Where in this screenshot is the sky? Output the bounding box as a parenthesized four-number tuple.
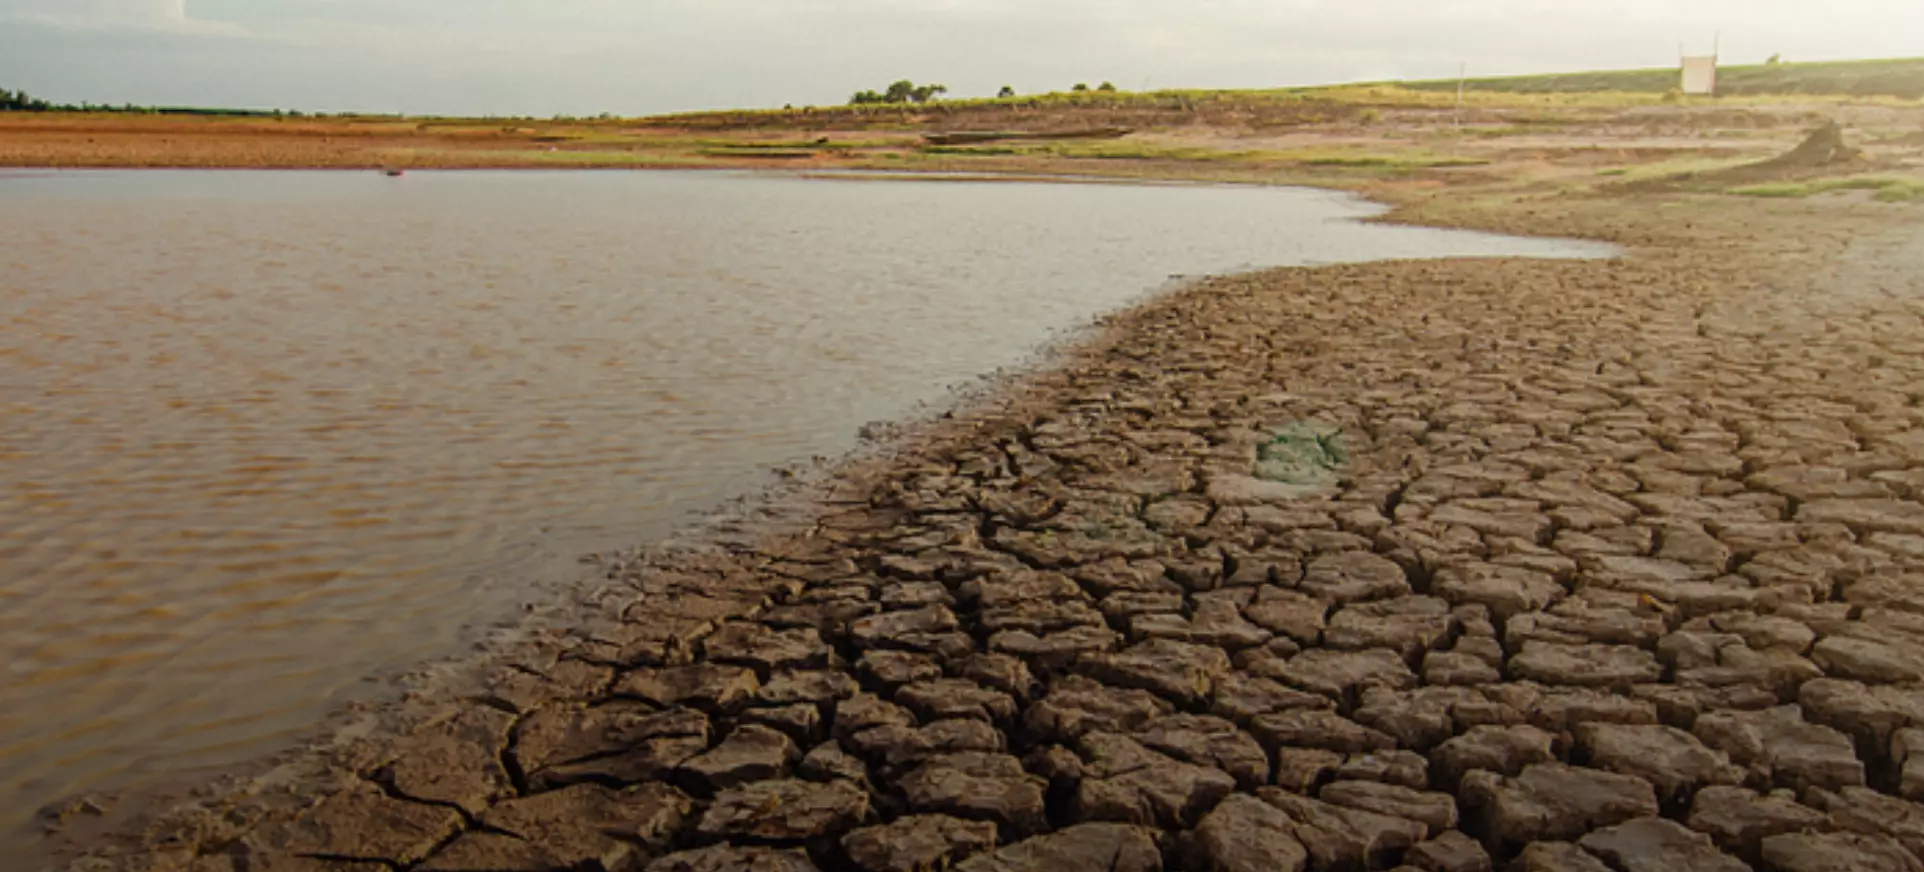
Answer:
(1, 0, 1920, 116)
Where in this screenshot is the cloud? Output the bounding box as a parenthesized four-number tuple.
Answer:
(2, 0, 1920, 115)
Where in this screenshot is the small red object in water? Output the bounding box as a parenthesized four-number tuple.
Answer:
(383, 169, 405, 177)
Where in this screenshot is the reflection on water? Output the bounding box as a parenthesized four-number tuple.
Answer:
(0, 169, 1609, 838)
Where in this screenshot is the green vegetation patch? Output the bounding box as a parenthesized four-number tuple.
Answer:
(1255, 423, 1349, 486)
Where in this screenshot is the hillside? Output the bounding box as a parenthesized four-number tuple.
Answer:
(1398, 57, 1924, 100)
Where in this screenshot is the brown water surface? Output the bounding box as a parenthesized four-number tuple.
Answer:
(0, 169, 1608, 835)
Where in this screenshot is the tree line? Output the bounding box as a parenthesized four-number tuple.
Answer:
(849, 80, 1119, 105)
(1, 89, 54, 111)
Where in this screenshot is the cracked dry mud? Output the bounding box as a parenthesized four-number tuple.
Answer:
(57, 195, 1924, 872)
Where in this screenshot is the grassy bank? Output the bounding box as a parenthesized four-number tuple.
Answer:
(3, 64, 1922, 212)
(1398, 56, 1924, 100)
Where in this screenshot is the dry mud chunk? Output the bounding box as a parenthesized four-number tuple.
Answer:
(1025, 676, 1174, 744)
(1137, 713, 1271, 789)
(1273, 647, 1418, 700)
(677, 724, 798, 796)
(1079, 638, 1231, 706)
(1274, 747, 1345, 793)
(800, 743, 869, 783)
(1424, 651, 1502, 686)
(1245, 587, 1332, 644)
(614, 663, 760, 710)
(1428, 501, 1552, 542)
(1759, 832, 1924, 872)
(702, 622, 831, 672)
(1251, 709, 1396, 754)
(646, 845, 821, 872)
(1511, 685, 1661, 733)
(1800, 679, 1924, 754)
(1406, 830, 1491, 872)
(1896, 729, 1924, 801)
(834, 692, 914, 741)
(1336, 749, 1430, 790)
(1190, 793, 1309, 872)
(696, 778, 869, 842)
(859, 650, 943, 688)
(1508, 603, 1664, 649)
(1577, 817, 1748, 872)
(1073, 733, 1237, 830)
(1258, 788, 1428, 872)
(1816, 786, 1924, 859)
(1575, 722, 1742, 804)
(988, 626, 1122, 669)
(896, 679, 1018, 724)
(1460, 763, 1659, 847)
(1796, 499, 1924, 537)
(955, 823, 1162, 872)
(1694, 706, 1866, 794)
(268, 784, 463, 866)
(959, 654, 1038, 702)
(841, 815, 1000, 872)
(1325, 597, 1459, 660)
(251, 857, 403, 872)
(376, 705, 515, 815)
(1211, 672, 1333, 724)
(1429, 725, 1557, 788)
(984, 599, 1108, 635)
(1318, 779, 1459, 837)
(1513, 842, 1613, 872)
(1508, 642, 1661, 688)
(515, 705, 711, 789)
(1813, 635, 1924, 684)
(900, 751, 1049, 835)
(1687, 786, 1831, 860)
(483, 658, 613, 713)
(1355, 686, 1481, 750)
(1101, 590, 1185, 624)
(881, 579, 957, 605)
(424, 783, 689, 872)
(760, 670, 860, 706)
(1301, 551, 1413, 604)
(848, 719, 1005, 769)
(739, 703, 819, 746)
(850, 605, 961, 649)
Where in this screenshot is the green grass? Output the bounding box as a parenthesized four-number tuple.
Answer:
(1399, 57, 1924, 100)
(1729, 176, 1924, 201)
(1600, 155, 1759, 182)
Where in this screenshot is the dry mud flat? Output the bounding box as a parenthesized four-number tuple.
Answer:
(53, 194, 1924, 872)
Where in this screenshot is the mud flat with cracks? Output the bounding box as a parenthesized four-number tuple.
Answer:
(37, 186, 1924, 872)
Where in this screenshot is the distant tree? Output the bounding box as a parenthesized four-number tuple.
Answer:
(997, 85, 1016, 98)
(1766, 53, 1783, 65)
(0, 88, 53, 111)
(1097, 81, 1117, 92)
(849, 80, 947, 106)
(1072, 83, 1090, 92)
(885, 80, 918, 103)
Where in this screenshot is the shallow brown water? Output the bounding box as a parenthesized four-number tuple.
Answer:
(0, 169, 1607, 835)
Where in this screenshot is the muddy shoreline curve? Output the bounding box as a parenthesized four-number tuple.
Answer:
(37, 182, 1924, 872)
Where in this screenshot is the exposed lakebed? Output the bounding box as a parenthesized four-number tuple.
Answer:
(0, 169, 1608, 837)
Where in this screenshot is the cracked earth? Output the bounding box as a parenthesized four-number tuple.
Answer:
(52, 194, 1924, 872)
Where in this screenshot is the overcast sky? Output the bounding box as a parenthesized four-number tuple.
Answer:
(1, 1, 1919, 116)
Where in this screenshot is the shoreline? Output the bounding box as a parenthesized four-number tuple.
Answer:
(39, 176, 1924, 872)
(15, 173, 1443, 863)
